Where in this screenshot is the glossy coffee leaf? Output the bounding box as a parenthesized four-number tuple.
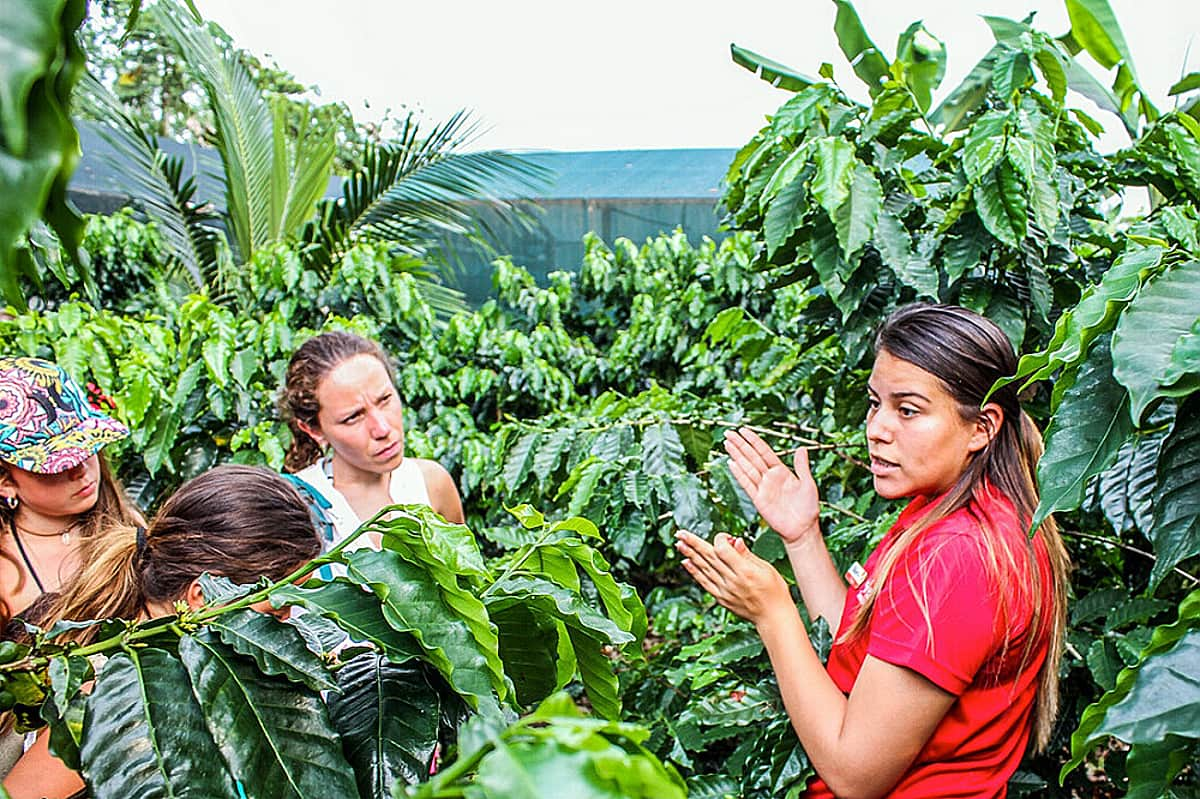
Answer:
(1111, 260, 1200, 422)
(328, 651, 442, 798)
(347, 548, 507, 710)
(209, 607, 336, 692)
(81, 648, 237, 798)
(178, 631, 357, 799)
(1034, 340, 1133, 529)
(1148, 398, 1200, 588)
(271, 578, 422, 664)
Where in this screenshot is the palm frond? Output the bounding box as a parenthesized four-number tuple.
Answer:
(302, 110, 551, 274)
(270, 98, 335, 241)
(388, 254, 470, 320)
(155, 0, 274, 263)
(417, 281, 470, 319)
(78, 71, 220, 289)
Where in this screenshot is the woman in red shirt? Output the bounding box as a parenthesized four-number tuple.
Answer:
(677, 304, 1070, 798)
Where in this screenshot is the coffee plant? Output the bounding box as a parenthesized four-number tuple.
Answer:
(0, 505, 659, 798)
(4, 0, 1200, 796)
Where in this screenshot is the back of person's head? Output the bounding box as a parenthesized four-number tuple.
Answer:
(45, 465, 321, 638)
(279, 331, 394, 472)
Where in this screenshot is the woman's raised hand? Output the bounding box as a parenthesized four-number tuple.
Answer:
(724, 427, 820, 546)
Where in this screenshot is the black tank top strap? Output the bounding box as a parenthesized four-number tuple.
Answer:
(8, 518, 46, 595)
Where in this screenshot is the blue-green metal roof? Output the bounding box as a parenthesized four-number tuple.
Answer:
(68, 121, 736, 209)
(520, 149, 735, 200)
(72, 120, 227, 212)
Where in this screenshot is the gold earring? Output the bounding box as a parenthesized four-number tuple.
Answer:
(4, 496, 16, 510)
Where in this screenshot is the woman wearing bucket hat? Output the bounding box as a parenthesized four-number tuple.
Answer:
(0, 357, 142, 626)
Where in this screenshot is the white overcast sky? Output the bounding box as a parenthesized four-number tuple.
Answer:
(193, 0, 1199, 154)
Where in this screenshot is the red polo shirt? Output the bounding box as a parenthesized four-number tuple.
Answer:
(804, 487, 1056, 798)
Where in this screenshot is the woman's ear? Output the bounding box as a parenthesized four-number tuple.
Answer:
(968, 403, 1005, 453)
(183, 578, 207, 611)
(296, 419, 326, 449)
(0, 466, 17, 504)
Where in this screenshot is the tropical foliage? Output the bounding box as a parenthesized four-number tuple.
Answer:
(19, 0, 546, 314)
(2, 0, 1200, 796)
(0, 0, 90, 308)
(0, 505, 654, 798)
(0, 219, 882, 797)
(717, 0, 1200, 793)
(80, 0, 376, 171)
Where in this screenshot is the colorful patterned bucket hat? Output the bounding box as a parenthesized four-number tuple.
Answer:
(0, 357, 129, 474)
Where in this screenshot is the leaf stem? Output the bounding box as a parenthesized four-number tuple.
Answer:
(423, 722, 522, 791)
(424, 746, 490, 792)
(480, 525, 560, 599)
(1, 504, 396, 672)
(1061, 529, 1200, 585)
(503, 413, 867, 467)
(656, 497, 868, 526)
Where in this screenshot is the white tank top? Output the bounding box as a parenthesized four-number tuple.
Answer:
(293, 457, 431, 553)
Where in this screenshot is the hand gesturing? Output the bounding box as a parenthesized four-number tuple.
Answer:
(724, 427, 820, 545)
(675, 531, 791, 625)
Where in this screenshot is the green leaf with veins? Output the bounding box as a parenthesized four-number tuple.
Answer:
(82, 648, 238, 799)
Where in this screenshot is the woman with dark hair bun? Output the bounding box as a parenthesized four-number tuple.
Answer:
(3, 464, 323, 799)
(677, 304, 1071, 798)
(41, 464, 322, 632)
(279, 331, 464, 552)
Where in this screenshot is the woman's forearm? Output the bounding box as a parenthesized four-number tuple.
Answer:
(784, 529, 847, 635)
(3, 729, 84, 799)
(757, 603, 955, 799)
(755, 603, 859, 791)
(676, 528, 940, 798)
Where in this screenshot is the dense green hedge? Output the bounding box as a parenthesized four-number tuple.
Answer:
(3, 0, 1200, 795)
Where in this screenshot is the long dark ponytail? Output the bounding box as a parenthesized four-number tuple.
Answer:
(845, 304, 1070, 751)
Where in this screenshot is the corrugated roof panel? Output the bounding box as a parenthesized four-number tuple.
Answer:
(520, 149, 736, 200)
(70, 120, 736, 207)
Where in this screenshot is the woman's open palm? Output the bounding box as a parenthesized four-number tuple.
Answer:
(724, 427, 820, 544)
